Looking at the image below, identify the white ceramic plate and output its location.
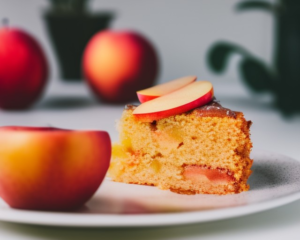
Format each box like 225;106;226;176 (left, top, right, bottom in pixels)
0;149;300;227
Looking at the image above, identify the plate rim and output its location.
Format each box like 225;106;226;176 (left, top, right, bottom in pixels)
0;149;299;227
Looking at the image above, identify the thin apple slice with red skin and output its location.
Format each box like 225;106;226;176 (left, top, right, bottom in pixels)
137;76;197;103
133;81;214;122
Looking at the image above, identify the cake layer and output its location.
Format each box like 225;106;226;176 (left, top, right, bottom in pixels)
109;103;253;195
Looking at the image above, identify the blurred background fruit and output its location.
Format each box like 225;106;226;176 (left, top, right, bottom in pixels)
44;0;113;81
0;25;48;110
83;30;159;103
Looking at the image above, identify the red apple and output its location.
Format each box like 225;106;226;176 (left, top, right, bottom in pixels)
0;27;48;109
83;30;159;103
0;126;111;211
133;81;214;122
137;75;197;103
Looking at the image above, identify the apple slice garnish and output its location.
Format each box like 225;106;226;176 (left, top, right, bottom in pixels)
133;81;214;122
137;76;197;103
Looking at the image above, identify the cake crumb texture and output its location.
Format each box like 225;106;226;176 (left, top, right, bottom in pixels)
109;105;253;195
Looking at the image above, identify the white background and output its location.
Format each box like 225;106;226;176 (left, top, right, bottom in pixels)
0;0;274;84
0;0;300;239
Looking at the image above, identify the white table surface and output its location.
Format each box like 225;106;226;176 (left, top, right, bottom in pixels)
0;80;299;239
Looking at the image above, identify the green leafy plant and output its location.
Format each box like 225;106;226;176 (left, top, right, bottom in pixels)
208;0;300;115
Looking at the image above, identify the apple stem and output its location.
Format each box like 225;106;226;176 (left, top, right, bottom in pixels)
2;18;9;28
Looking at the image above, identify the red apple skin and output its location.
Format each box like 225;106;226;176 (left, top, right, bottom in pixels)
0;126;111;211
0;28;48;110
134;88;214;122
137;94;157;103
83;30;159;103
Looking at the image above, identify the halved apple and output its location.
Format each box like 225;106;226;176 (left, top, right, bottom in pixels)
137;76;197;103
0;126;111;211
133;81;214;122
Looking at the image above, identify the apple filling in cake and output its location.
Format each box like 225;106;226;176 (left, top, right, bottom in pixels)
108;101;253;195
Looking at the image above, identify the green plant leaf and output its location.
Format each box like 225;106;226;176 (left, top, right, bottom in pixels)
239;58;274;92
236;1;275;12
207;42;238;73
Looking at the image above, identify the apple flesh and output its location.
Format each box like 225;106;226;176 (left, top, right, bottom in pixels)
183;165;234;184
0;126;111;211
0;28;48;109
83;30;159;103
133;81;214;122
137;76;197;103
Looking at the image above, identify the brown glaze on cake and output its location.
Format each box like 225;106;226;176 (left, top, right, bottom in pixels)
125;104;137;110
193;98;237;118
125;98;237;119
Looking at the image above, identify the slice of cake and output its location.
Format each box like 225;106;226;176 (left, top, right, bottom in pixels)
108;79;253;195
